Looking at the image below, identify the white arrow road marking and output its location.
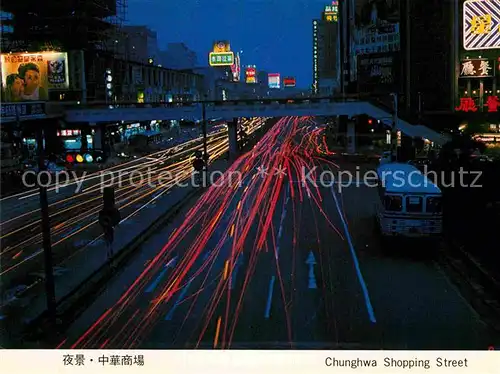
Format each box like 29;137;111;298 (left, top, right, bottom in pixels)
306;251;317;289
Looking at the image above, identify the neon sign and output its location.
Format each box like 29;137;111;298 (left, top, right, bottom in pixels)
455;96;500;112
463;0;500;50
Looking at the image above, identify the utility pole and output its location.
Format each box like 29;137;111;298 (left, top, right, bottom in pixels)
36;126;57;330
201;97;209;183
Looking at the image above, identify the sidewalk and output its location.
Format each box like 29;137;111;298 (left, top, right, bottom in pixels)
1;158;231;347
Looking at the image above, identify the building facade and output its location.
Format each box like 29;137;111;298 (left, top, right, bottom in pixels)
312;2;341;95
117;25;160;64
159;43;198;70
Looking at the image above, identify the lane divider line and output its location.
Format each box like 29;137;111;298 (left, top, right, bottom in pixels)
330;185;377;324
264;276;276;319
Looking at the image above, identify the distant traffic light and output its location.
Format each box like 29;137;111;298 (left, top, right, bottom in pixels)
368;119;373;125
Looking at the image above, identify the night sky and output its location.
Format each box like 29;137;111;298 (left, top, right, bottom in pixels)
128;0;331;88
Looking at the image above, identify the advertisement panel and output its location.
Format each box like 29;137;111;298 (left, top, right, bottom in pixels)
268;73;280;89
324;0;339;22
209;40;234;66
463;0;500;50
245;66;257;84
459;58;495;78
1;51;69;102
357;52;400;95
231;52;241;82
209;52;234;66
212;41;231;53
283;77;296;87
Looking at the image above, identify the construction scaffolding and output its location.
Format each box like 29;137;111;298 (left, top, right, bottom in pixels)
98;0;129;58
0;0;128;56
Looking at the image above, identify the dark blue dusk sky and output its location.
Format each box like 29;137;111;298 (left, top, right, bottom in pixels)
128;0;331;88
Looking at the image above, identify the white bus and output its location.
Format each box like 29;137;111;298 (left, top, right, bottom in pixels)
375;163;442;239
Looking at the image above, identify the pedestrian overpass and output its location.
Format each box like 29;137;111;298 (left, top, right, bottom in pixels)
55;95;451;145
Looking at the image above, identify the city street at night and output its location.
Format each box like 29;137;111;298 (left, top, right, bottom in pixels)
1;1;500;372
55;117;497;350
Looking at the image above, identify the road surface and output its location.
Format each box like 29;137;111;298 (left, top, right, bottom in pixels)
0;119;266;294
55;116;497;350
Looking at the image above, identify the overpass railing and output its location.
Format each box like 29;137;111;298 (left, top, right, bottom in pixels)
48;93;392;111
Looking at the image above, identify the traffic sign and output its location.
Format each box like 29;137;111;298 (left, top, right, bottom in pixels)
463;0;500;50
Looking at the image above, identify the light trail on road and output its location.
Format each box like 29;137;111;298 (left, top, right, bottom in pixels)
61;116;347;349
0;118;266;284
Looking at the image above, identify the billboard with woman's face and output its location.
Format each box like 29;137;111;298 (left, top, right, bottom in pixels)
0;52;69;102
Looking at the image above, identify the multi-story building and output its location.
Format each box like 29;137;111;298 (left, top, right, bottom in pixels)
349;0;400;98
90;56;203;103
313;2;341;95
116;25;160;64
159;43;198;70
0;0;119;52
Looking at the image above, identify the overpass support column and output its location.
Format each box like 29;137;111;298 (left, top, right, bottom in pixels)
228;117;239;160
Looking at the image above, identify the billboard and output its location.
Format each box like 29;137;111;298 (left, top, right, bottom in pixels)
324;0;339;22
357;52;400;95
245;66;257;84
1;51;69;102
463;0;500;50
459;58;495;78
209;40;234;66
268;73;280;89
212;41;231;53
283;77;296;87
231;52;241;82
209;52;234;66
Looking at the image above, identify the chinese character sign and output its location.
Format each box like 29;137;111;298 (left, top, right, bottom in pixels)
463;0;500;50
455;96;499;112
485;95;500;112
245;67;257;84
1;52;69;102
459;59;495;77
209;52;234;66
455;97;478;112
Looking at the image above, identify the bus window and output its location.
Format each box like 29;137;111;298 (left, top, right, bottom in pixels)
384;195;402;211
426;197;442;213
406;196;423;213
